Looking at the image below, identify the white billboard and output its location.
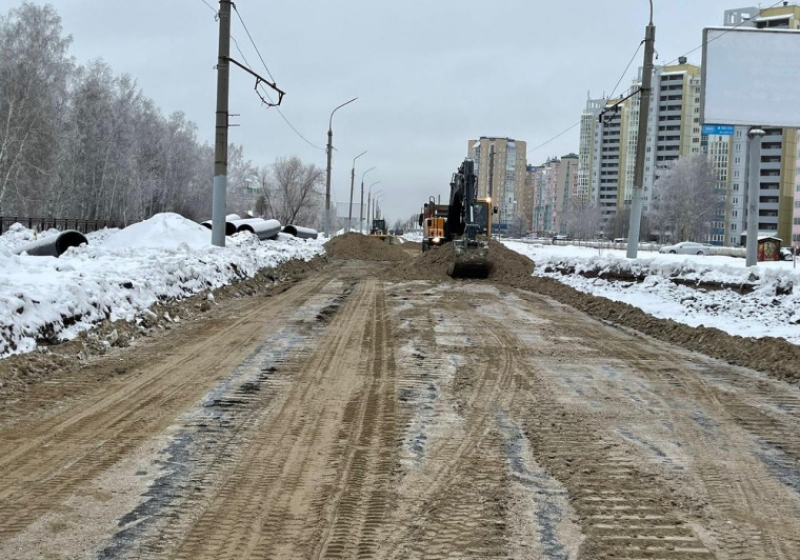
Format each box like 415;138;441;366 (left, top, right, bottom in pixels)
701;26;800;128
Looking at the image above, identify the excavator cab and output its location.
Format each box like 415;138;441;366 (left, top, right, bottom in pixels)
446;160;492;278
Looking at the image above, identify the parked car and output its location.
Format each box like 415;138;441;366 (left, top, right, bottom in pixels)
658;241;710;255
780;247;795;261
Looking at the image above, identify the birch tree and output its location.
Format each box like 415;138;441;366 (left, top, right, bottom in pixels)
649;155;722;243
564;197;603;240
0;2;72;215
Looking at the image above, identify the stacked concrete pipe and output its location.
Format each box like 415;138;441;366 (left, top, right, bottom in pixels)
14;230;88;257
201;214;241;236
236;219;281;241
282;225;319;239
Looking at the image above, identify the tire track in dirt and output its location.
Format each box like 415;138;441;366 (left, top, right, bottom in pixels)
381;282;524;559
503;286;800;559
472;287;715;559
0;274;332;552
166;276;397;560
314;282;397;560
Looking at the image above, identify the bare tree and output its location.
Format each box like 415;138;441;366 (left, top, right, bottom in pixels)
648;155;722;243
0;2;73;215
256;157;323;227
564;197;603;240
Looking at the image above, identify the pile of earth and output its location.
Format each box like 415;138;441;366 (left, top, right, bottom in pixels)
324;233;410;261
386;240;534;282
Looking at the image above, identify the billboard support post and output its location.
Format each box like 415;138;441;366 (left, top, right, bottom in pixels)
626;15;656;259
746;127;765;267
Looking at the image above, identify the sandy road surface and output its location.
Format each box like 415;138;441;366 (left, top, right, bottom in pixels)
2;249;800;559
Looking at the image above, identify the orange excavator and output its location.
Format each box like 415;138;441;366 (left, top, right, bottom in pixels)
418;159;495;277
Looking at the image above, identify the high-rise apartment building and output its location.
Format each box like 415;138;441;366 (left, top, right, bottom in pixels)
466;137;528;230
578;94;635;236
579;60;708;239
576;3;800;245
529;155;580;235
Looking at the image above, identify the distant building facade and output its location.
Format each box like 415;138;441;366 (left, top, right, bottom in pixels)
467;137;528;231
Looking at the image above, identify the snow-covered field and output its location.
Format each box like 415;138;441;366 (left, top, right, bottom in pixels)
0;213;324;357
503;240;800;346
2;220;799;359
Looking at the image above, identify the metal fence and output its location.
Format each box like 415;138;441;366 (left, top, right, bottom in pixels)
0;217;127;235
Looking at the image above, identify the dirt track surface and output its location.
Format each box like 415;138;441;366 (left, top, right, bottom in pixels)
2;236;800;559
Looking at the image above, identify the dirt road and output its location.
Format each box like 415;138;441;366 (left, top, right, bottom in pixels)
2;240;800;559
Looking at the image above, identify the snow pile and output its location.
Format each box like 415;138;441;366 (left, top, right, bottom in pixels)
503;241;800;345
0;214;324;357
103;213;209;250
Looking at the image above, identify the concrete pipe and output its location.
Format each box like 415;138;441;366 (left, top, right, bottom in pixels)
230;218;266;230
283;225;319;239
15;230;88;258
201;214;241;235
237;219;281;241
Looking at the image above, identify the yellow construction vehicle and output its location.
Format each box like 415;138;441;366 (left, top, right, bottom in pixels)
418;196;449;252
369;219;394;243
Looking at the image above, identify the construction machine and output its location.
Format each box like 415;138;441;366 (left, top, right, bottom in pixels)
444;159;495;278
369;218;393;243
418;196;449;252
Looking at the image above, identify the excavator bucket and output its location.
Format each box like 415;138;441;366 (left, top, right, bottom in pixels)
447;240;491;279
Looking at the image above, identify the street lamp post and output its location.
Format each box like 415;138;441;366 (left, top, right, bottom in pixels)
367;184;381;231
359;167;376;233
325;97;357;237
348;151;367;232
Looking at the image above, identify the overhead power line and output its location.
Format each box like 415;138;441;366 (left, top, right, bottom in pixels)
229;5;325;152
200;1;323;151
608;41;643;100
231;3;277;83
527;121;581;155
528;0;788;157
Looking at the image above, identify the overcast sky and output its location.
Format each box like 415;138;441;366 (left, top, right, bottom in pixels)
43;0;755;224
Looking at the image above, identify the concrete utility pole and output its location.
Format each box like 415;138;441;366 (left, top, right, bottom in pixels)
325;97;357;238
626;1;656;259
746;127;766;266
359;167;376;233
211;0;232;247
348;150;367;232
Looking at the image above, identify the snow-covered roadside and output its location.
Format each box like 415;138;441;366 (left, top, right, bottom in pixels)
502;240;800;346
0;214;324;357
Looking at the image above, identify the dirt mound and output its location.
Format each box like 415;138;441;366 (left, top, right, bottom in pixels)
324;233;410;261
385;239;535;282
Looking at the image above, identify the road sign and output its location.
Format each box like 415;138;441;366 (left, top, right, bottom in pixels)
702;124;735;136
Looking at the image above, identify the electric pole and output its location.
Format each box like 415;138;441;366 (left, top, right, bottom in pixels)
626;2;656;259
211;0;232;247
